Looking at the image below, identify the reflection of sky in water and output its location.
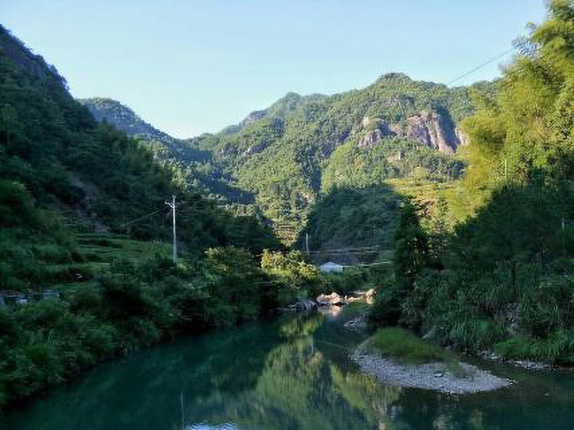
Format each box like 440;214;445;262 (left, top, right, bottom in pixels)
187;424;240;430
317;304;342;318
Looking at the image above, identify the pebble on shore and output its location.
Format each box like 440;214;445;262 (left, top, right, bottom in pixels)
351;345;513;395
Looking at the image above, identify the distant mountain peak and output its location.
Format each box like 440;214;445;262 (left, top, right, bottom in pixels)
375;72;414;84
219;91;327;136
79;97;174;143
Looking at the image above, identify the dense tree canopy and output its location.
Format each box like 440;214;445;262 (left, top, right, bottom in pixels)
372;0;574;364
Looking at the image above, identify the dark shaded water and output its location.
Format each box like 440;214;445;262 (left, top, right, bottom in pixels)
3;309;574;430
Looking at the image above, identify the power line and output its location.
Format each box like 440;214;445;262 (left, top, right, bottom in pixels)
117;207;168;230
446;47;516;86
307;245;381;253
307;250;381;255
342;261;391;267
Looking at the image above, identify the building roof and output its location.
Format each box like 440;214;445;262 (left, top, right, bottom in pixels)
320;262;343;268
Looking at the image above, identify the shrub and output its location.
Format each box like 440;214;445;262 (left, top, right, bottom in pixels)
261;250;325;304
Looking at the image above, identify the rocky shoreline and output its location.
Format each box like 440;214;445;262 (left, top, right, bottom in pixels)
351;344;512;395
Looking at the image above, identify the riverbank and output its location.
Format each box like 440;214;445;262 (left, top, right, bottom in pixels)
351;343;512;394
7;313;574;430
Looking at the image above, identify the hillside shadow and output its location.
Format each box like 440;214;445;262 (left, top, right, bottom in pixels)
299;183;406;265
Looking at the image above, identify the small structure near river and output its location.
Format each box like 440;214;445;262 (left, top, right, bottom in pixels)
319;262;344;273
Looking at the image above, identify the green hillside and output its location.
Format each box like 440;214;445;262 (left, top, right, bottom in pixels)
87;75;492;252
80;97;258;209
0;24;329;409
194;73;485;244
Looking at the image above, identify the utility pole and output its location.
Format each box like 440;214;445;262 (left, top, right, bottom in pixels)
305;232;310;257
166;195;177;264
180;388;185;430
562;216;566;256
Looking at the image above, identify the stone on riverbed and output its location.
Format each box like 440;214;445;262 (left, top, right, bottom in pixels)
289;299;317;312
344;314;367;331
316;292;344;306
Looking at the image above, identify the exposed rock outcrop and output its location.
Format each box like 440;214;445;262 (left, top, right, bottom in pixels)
357;110;463;154
358;128;384;149
240;110;266;128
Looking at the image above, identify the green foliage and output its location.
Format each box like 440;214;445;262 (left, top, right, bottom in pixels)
200;247;268;324
304;185;402;260
184;74;484;244
0;24;280;295
0;244;320;409
340;301;371;319
261;250;325;303
369;1;574;364
494;330;574;364
369;204;429;327
322;138;464;193
393;203;429;287
323;267;370;296
0;24;303;411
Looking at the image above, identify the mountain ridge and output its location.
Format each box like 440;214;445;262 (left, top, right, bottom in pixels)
84;73;492;246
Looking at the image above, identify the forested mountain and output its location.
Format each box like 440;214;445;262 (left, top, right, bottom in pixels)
193;74;483;246
0;23;310;408
5;0;574;413
80;97;259;209
80;97;210;162
0;24;278;255
218;92;327;136
87;75;491;251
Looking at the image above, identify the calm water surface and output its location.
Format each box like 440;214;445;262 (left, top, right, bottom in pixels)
2;310;574;430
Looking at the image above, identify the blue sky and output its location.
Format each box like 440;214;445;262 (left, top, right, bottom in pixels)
2;0;547;138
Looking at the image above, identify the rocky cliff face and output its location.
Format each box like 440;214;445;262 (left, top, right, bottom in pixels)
240;110;267;128
357;110;466;154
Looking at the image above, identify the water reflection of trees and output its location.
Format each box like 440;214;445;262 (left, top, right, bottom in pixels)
1;321;282;430
5;316;574;430
185;315;402;430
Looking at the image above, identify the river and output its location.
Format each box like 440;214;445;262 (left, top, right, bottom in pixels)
2;309;574;430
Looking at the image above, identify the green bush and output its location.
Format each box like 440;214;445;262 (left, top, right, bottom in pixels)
261;250;326;305
369;284;405;327
324;267;368;295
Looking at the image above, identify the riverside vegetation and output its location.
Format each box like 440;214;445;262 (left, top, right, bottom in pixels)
370;0;574;366
4;0;574;417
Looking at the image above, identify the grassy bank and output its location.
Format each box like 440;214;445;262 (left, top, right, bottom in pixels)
365;328;449;365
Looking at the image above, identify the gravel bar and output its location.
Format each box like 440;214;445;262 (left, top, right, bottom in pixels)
352;344;512;395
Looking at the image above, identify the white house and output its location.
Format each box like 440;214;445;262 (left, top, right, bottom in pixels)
320;262;344;274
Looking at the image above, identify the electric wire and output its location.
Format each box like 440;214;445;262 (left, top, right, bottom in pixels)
116;207;168;230
446;47;516;86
